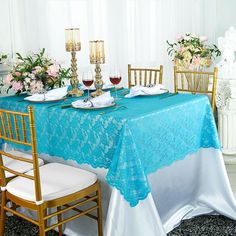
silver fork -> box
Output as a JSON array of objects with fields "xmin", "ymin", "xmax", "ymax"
[
  {"xmin": 47, "ymin": 98, "xmax": 69, "ymax": 108},
  {"xmin": 159, "ymin": 92, "xmax": 178, "ymax": 99},
  {"xmin": 140, "ymin": 90, "xmax": 151, "ymax": 95}
]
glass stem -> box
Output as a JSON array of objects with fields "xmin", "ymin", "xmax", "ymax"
[
  {"xmin": 88, "ymin": 88, "xmax": 90, "ymax": 98},
  {"xmin": 115, "ymin": 86, "xmax": 117, "ymax": 98}
]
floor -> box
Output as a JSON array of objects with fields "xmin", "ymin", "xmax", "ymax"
[
  {"xmin": 168, "ymin": 215, "xmax": 236, "ymax": 236},
  {"xmin": 2, "ymin": 214, "xmax": 236, "ymax": 236},
  {"xmin": 3, "ymin": 215, "xmax": 59, "ymax": 235}
]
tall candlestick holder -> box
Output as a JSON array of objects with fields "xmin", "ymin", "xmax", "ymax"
[
  {"xmin": 65, "ymin": 28, "xmax": 84, "ymax": 97},
  {"xmin": 89, "ymin": 40, "xmax": 105, "ymax": 97}
]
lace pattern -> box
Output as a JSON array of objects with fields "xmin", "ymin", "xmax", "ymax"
[{"xmin": 0, "ymin": 94, "xmax": 220, "ymax": 207}]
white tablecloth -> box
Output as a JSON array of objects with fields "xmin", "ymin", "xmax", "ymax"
[{"xmin": 30, "ymin": 147, "xmax": 236, "ymax": 236}]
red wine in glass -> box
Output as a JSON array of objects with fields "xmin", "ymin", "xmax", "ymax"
[
  {"xmin": 82, "ymin": 77, "xmax": 94, "ymax": 97},
  {"xmin": 110, "ymin": 75, "xmax": 122, "ymax": 99},
  {"xmin": 110, "ymin": 76, "xmax": 122, "ymax": 85},
  {"xmin": 83, "ymin": 80, "xmax": 94, "ymax": 87}
]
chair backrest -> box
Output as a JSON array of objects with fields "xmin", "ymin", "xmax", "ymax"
[
  {"xmin": 0, "ymin": 106, "xmax": 42, "ymax": 202},
  {"xmin": 174, "ymin": 66, "xmax": 218, "ymax": 112},
  {"xmin": 128, "ymin": 64, "xmax": 163, "ymax": 88}
]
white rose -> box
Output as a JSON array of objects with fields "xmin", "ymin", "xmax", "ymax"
[
  {"xmin": 30, "ymin": 73, "xmax": 36, "ymax": 79},
  {"xmin": 184, "ymin": 36, "xmax": 190, "ymax": 41},
  {"xmin": 25, "ymin": 77, "xmax": 31, "ymax": 83}
]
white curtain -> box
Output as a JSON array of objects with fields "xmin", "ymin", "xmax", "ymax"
[{"xmin": 1, "ymin": 0, "xmax": 236, "ymax": 88}]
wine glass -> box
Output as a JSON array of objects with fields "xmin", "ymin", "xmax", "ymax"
[
  {"xmin": 37, "ymin": 87, "xmax": 47, "ymax": 101},
  {"xmin": 109, "ymin": 68, "xmax": 122, "ymax": 99},
  {"xmin": 82, "ymin": 71, "xmax": 94, "ymax": 98}
]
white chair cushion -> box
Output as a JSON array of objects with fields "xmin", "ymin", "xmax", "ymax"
[
  {"xmin": 2, "ymin": 150, "xmax": 44, "ymax": 178},
  {"xmin": 6, "ymin": 163, "xmax": 97, "ymax": 203}
]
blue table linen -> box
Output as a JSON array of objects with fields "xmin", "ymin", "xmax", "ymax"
[{"xmin": 0, "ymin": 92, "xmax": 220, "ymax": 206}]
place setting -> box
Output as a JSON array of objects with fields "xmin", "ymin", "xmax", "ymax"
[
  {"xmin": 124, "ymin": 84, "xmax": 167, "ymax": 97},
  {"xmin": 23, "ymin": 86, "xmax": 68, "ymax": 103},
  {"xmin": 60, "ymin": 64, "xmax": 125, "ymax": 113},
  {"xmin": 71, "ymin": 91, "xmax": 115, "ymax": 110},
  {"xmin": 122, "ymin": 84, "xmax": 179, "ymax": 100},
  {"xmin": 61, "ymin": 90, "xmax": 127, "ymax": 114}
]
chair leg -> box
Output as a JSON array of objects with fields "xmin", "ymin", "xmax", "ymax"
[
  {"xmin": 57, "ymin": 206, "xmax": 63, "ymax": 236},
  {"xmin": 0, "ymin": 191, "xmax": 7, "ymax": 236},
  {"xmin": 43, "ymin": 209, "xmax": 47, "ymax": 232},
  {"xmin": 38, "ymin": 205, "xmax": 45, "ymax": 236},
  {"xmin": 97, "ymin": 185, "xmax": 103, "ymax": 236}
]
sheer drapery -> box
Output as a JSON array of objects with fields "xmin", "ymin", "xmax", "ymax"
[{"xmin": 0, "ymin": 0, "xmax": 235, "ymax": 88}]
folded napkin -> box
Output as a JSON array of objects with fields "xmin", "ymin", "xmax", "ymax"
[
  {"xmin": 24, "ymin": 87, "xmax": 68, "ymax": 101},
  {"xmin": 72, "ymin": 91, "xmax": 114, "ymax": 108},
  {"xmin": 125, "ymin": 84, "xmax": 165, "ymax": 98}
]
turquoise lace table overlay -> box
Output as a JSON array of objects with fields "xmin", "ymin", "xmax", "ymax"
[{"xmin": 0, "ymin": 92, "xmax": 220, "ymax": 206}]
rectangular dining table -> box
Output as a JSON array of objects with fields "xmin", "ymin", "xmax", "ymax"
[{"xmin": 1, "ymin": 90, "xmax": 236, "ymax": 236}]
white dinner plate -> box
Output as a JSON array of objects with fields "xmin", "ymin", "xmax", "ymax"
[
  {"xmin": 139, "ymin": 88, "xmax": 169, "ymax": 96},
  {"xmin": 72, "ymin": 102, "xmax": 116, "ymax": 110},
  {"xmin": 24, "ymin": 96, "xmax": 66, "ymax": 103}
]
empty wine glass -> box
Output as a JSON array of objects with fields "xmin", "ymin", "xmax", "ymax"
[
  {"xmin": 82, "ymin": 71, "xmax": 94, "ymax": 98},
  {"xmin": 109, "ymin": 68, "xmax": 122, "ymax": 99},
  {"xmin": 37, "ymin": 87, "xmax": 47, "ymax": 101}
]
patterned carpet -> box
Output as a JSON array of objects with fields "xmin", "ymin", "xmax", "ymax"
[
  {"xmin": 168, "ymin": 215, "xmax": 236, "ymax": 236},
  {"xmin": 3, "ymin": 216, "xmax": 59, "ymax": 236},
  {"xmin": 2, "ymin": 215, "xmax": 236, "ymax": 235}
]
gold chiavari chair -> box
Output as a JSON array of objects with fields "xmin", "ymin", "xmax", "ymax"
[
  {"xmin": 0, "ymin": 111, "xmax": 44, "ymax": 187},
  {"xmin": 128, "ymin": 64, "xmax": 163, "ymax": 88},
  {"xmin": 0, "ymin": 107, "xmax": 103, "ymax": 236},
  {"xmin": 174, "ymin": 66, "xmax": 218, "ymax": 112}
]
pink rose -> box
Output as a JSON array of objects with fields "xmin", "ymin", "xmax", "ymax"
[
  {"xmin": 4, "ymin": 74, "xmax": 13, "ymax": 85},
  {"xmin": 15, "ymin": 71, "xmax": 21, "ymax": 77},
  {"xmin": 189, "ymin": 56, "xmax": 201, "ymax": 70},
  {"xmin": 178, "ymin": 47, "xmax": 185, "ymax": 53},
  {"xmin": 176, "ymin": 35, "xmax": 183, "ymax": 42},
  {"xmin": 12, "ymin": 81, "xmax": 23, "ymax": 91},
  {"xmin": 29, "ymin": 80, "xmax": 44, "ymax": 93},
  {"xmin": 192, "ymin": 56, "xmax": 201, "ymax": 65},
  {"xmin": 47, "ymin": 64, "xmax": 59, "ymax": 77}
]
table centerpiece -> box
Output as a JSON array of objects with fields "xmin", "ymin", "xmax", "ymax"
[
  {"xmin": 167, "ymin": 33, "xmax": 221, "ymax": 70},
  {"xmin": 4, "ymin": 48, "xmax": 70, "ymax": 95}
]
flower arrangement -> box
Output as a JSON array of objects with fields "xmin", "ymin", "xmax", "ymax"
[
  {"xmin": 167, "ymin": 33, "xmax": 221, "ymax": 70},
  {"xmin": 4, "ymin": 48, "xmax": 70, "ymax": 94},
  {"xmin": 0, "ymin": 53, "xmax": 8, "ymax": 64}
]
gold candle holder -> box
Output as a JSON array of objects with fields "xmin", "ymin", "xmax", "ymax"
[
  {"xmin": 65, "ymin": 28, "xmax": 84, "ymax": 97},
  {"xmin": 89, "ymin": 40, "xmax": 105, "ymax": 97}
]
